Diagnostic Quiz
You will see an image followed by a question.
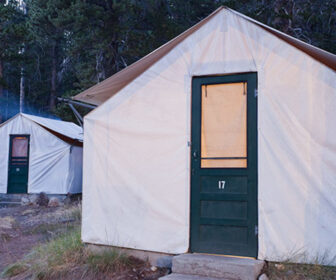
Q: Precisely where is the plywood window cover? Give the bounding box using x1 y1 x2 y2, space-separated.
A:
201 82 247 168
12 137 29 157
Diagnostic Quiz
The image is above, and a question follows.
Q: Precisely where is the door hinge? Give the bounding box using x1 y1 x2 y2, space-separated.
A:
254 89 258 98
255 225 258 236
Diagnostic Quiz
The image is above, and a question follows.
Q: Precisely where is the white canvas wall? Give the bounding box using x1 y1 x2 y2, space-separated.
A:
82 9 336 264
0 114 83 194
68 146 83 194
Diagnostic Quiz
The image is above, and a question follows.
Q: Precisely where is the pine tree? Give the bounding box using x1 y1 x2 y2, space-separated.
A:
26 0 72 111
0 0 26 121
0 0 334 123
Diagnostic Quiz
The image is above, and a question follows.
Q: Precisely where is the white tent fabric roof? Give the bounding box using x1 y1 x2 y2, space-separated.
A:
16 113 83 141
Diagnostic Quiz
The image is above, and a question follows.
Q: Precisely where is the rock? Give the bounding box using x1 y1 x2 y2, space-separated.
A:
21 209 35 216
29 194 39 205
286 270 295 276
59 218 75 223
21 196 30 205
259 273 269 280
275 263 285 271
157 256 173 269
48 197 60 207
151 266 158 272
35 192 49 207
0 216 15 229
63 196 72 205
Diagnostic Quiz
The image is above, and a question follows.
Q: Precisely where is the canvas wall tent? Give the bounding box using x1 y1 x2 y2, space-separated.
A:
75 7 336 264
0 113 83 194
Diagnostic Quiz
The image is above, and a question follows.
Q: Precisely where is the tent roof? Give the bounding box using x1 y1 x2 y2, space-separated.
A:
73 6 336 106
0 113 83 144
22 113 83 142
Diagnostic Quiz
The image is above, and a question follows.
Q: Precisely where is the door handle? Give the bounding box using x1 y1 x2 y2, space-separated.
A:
193 151 198 159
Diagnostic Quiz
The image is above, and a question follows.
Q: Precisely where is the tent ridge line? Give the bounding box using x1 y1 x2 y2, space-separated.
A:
227 8 336 72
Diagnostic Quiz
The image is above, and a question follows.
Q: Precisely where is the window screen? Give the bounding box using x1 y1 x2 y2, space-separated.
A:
201 82 247 168
12 137 29 157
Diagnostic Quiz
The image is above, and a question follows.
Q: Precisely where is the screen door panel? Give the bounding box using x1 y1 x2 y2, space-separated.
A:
201 83 247 168
190 73 258 258
7 135 30 194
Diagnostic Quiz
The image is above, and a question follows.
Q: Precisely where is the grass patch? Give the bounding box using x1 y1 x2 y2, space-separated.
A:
1 263 29 278
2 225 134 279
28 223 76 236
67 203 81 221
87 249 131 273
23 203 82 237
29 226 84 279
267 261 336 279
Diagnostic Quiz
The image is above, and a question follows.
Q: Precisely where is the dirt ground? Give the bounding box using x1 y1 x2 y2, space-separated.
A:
0 203 168 280
2 204 335 280
0 205 52 273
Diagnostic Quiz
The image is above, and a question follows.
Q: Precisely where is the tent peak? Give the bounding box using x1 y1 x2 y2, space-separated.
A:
73 6 336 106
0 113 83 145
21 113 83 142
73 6 224 106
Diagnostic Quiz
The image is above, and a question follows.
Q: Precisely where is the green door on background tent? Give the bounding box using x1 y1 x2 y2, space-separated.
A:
190 73 258 257
7 135 30 194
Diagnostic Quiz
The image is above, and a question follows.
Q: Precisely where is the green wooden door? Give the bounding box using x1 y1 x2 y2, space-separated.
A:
190 73 258 257
7 135 30 194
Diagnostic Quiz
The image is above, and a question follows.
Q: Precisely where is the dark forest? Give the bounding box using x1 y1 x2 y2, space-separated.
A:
0 0 335 122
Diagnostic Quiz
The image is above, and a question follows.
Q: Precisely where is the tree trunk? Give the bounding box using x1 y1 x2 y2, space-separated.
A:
19 67 25 113
0 59 3 123
50 44 57 111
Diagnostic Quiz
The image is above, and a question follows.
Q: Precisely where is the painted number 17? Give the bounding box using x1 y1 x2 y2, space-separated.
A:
218 180 226 190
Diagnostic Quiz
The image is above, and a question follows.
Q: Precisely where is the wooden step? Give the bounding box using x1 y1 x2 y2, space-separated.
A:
171 254 264 280
160 273 221 280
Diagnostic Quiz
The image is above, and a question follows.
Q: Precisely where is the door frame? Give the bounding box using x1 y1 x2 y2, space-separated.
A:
7 134 31 194
189 72 258 257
